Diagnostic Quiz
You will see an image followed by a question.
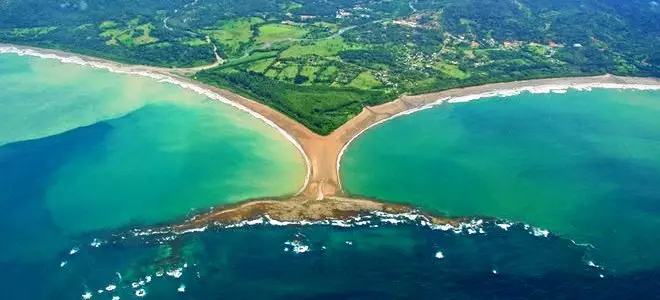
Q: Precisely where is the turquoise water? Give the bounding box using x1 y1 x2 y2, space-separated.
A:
342 89 660 272
3 52 660 299
0 53 305 263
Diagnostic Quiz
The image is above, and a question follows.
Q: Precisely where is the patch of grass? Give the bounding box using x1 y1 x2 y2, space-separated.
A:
99 22 158 47
434 62 470 79
256 23 309 43
313 22 340 32
279 64 299 80
134 24 158 45
279 37 346 58
317 65 338 82
76 24 93 30
348 71 382 89
204 18 262 56
264 68 280 78
181 38 208 46
219 51 278 69
300 65 320 82
248 58 276 73
99 21 118 30
11 26 57 37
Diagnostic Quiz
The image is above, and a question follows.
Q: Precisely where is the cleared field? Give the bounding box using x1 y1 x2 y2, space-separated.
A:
300 65 321 82
317 65 339 82
256 23 309 43
434 62 470 79
279 64 299 81
204 18 263 57
279 37 346 58
248 58 276 73
99 21 158 47
348 71 382 89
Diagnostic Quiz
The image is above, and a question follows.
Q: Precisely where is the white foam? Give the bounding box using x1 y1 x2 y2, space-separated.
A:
105 285 116 292
69 247 80 255
0 45 311 196
177 284 186 293
135 289 146 297
530 227 550 238
435 251 444 259
112 297 120 300
167 268 183 278
60 261 68 267
496 222 512 231
492 269 497 274
90 239 102 248
284 240 311 254
81 292 92 299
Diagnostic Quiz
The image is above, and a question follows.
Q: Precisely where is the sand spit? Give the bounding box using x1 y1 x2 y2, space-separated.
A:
3 44 660 201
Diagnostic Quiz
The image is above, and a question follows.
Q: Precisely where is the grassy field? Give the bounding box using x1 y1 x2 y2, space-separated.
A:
348 72 382 89
203 18 263 57
98 19 158 46
434 62 470 79
256 23 309 43
280 37 348 58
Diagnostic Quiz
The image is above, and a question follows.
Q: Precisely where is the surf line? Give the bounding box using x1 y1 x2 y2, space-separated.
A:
0 45 311 195
334 80 660 192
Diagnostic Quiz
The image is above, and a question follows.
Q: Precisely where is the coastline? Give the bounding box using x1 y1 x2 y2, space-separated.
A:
0 43 313 196
333 75 660 191
142 195 472 234
3 43 660 210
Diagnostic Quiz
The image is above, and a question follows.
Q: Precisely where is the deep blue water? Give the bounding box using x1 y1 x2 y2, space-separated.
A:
5 219 660 300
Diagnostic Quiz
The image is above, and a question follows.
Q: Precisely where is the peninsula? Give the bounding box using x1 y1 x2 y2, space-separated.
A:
4 43 659 229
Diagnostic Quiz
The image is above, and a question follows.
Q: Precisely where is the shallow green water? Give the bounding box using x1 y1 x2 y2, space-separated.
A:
0 54 305 261
341 89 660 271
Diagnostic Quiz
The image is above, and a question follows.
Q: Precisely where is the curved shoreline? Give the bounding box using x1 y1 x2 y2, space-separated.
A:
0 43 312 196
334 76 660 192
3 43 660 201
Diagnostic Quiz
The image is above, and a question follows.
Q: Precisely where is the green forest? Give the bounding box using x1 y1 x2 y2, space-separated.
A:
1 0 659 134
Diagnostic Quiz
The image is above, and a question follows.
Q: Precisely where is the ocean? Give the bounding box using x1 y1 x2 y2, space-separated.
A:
342 88 660 273
2 52 660 299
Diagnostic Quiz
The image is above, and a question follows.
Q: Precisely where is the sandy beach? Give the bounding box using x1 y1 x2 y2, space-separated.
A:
3 43 660 225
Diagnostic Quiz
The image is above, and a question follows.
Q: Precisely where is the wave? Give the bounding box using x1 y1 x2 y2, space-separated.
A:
66 211 607 299
0 45 311 196
446 82 660 104
110 211 559 247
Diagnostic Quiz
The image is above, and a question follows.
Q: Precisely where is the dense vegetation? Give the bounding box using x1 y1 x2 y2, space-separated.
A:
1 0 659 134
